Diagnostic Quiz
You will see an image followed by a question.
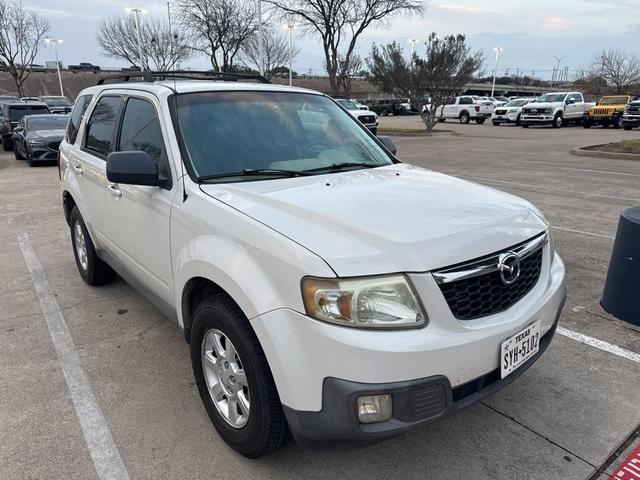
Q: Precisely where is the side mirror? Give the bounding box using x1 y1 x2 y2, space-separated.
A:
378 136 397 155
106 151 160 186
566 98 576 104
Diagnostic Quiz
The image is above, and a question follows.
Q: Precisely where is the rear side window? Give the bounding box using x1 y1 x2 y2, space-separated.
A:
85 96 122 157
67 94 93 144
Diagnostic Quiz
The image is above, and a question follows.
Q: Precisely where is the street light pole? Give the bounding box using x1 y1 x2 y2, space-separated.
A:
408 38 418 56
45 38 64 96
491 47 503 98
286 24 293 86
127 8 145 71
257 0 264 76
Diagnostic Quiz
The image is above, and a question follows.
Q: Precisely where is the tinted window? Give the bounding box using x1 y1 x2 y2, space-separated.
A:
9 106 49 122
459 97 473 105
67 94 93 144
27 115 70 131
85 96 121 157
118 98 167 168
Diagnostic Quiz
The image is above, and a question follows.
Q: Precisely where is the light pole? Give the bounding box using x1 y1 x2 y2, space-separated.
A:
126 8 145 71
408 38 418 56
257 0 264 75
491 47 503 98
552 56 563 86
45 38 64 96
284 24 294 86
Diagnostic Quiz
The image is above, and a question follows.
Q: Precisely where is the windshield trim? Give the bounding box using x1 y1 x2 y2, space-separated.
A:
167 90 398 185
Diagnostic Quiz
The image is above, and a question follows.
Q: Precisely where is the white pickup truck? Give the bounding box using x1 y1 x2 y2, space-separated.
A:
520 92 589 128
431 96 494 124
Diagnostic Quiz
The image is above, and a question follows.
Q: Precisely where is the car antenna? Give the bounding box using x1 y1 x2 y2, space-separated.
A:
167 0 187 202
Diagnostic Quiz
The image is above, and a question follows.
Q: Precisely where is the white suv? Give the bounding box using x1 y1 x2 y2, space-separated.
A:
59 75 566 458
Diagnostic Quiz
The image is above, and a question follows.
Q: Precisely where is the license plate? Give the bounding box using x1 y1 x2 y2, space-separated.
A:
500 321 541 379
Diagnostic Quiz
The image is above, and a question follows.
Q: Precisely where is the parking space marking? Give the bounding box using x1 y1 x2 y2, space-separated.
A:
17 233 130 480
557 327 640 365
550 226 616 240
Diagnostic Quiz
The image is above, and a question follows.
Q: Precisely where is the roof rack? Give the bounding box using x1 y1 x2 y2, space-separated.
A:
97 70 271 86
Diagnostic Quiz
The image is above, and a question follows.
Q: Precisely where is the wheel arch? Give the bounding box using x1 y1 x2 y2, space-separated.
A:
62 190 77 225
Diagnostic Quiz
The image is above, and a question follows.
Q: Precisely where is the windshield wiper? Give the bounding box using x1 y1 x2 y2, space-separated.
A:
303 162 380 173
198 168 313 182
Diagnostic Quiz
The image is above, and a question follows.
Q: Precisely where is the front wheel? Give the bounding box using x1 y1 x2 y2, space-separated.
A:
552 114 563 128
14 146 24 160
612 116 622 129
623 125 633 131
69 207 116 285
492 120 500 126
515 114 521 126
191 295 290 458
475 117 486 124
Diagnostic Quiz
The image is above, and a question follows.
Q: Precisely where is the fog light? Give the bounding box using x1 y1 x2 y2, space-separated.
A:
357 394 392 424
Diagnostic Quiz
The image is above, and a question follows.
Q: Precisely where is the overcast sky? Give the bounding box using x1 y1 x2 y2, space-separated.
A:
29 0 640 80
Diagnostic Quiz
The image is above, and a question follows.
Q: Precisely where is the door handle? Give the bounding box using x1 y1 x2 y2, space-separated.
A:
72 164 83 175
108 183 122 198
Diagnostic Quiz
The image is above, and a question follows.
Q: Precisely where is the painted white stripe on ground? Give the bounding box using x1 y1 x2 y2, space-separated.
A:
557 327 640 365
550 226 616 240
17 233 130 480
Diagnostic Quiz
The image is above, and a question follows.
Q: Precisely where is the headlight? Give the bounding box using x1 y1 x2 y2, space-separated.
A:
507 109 518 113
301 275 426 328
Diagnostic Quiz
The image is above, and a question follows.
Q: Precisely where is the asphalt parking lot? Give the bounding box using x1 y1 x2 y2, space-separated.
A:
1 120 639 479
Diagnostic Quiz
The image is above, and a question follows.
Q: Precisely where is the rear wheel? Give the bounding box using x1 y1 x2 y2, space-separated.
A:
459 111 470 124
191 295 290 458
624 125 633 131
69 207 116 285
515 114 521 126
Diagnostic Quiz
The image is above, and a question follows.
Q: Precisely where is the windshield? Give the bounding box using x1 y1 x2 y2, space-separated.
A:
537 94 566 103
174 91 392 181
26 115 69 130
505 99 529 107
335 98 358 111
9 106 49 122
598 96 628 105
42 97 72 107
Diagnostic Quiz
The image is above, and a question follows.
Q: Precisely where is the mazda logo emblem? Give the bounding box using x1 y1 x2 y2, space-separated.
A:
498 252 521 285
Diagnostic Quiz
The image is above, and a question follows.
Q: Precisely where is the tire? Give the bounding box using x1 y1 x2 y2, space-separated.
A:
191 295 290 458
613 116 622 129
492 120 500 126
459 111 470 124
515 114 521 126
522 123 530 128
583 122 591 128
624 125 633 131
475 117 486 125
14 147 24 160
552 113 563 128
69 207 116 285
381 108 388 116
438 118 446 123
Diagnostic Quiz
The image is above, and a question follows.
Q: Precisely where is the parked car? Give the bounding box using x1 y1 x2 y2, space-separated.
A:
12 114 69 165
0 95 19 104
351 100 369 110
60 80 565 458
622 99 640 130
367 99 404 116
492 98 535 126
334 98 379 135
429 96 494 124
0 101 51 150
583 95 631 129
520 92 588 128
68 62 100 73
39 96 73 114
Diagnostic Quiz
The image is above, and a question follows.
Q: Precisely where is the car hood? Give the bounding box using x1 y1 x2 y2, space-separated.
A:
27 129 65 140
525 101 563 108
200 164 547 277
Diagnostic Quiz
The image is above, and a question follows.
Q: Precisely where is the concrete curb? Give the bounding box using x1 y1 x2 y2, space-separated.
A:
377 130 456 137
570 146 640 161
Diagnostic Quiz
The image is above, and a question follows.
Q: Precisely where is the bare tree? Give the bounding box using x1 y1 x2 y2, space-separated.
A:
339 53 363 96
240 27 299 78
97 17 190 72
176 0 258 72
0 0 49 96
368 34 483 134
265 0 424 95
589 49 640 94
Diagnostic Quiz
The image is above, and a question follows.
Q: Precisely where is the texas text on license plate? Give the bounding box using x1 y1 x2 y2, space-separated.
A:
500 321 541 379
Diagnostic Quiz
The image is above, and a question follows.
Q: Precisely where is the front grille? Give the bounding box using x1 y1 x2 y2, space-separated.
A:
494 109 507 115
523 108 546 114
628 106 640 113
359 115 375 124
434 236 545 320
591 108 613 116
48 141 61 151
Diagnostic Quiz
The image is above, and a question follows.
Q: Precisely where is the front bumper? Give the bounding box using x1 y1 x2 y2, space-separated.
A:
492 113 519 123
622 115 640 127
520 115 554 124
26 144 60 161
251 251 566 447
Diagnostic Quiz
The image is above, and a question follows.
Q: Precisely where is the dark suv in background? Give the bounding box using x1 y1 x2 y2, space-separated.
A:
39 96 73 114
0 101 50 150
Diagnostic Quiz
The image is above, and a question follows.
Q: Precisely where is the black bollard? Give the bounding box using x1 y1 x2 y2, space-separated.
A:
601 206 640 325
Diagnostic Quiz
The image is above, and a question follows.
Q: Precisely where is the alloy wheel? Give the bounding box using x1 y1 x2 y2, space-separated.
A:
73 220 89 271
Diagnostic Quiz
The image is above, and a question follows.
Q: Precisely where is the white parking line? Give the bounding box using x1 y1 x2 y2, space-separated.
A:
550 226 616 240
557 327 640 365
17 233 130 480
